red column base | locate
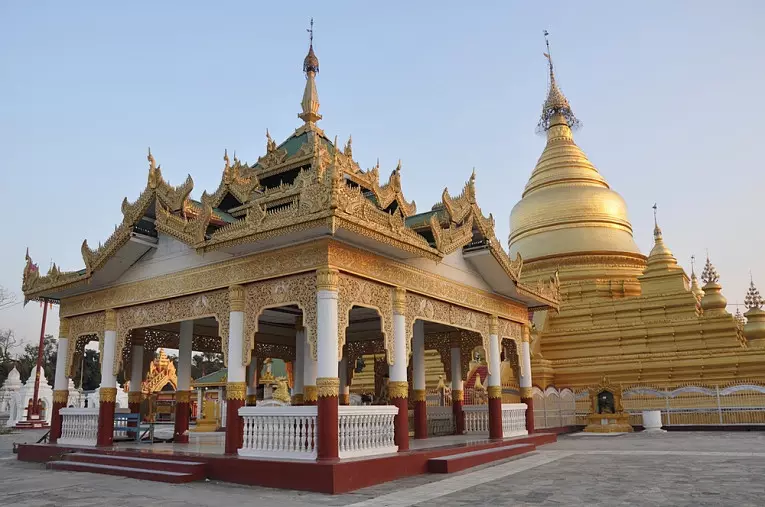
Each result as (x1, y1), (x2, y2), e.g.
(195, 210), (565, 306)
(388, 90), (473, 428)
(391, 397), (410, 451)
(488, 396), (503, 439)
(174, 401), (190, 443)
(97, 401), (116, 447)
(452, 399), (465, 435)
(414, 399), (427, 439)
(317, 395), (339, 460)
(49, 400), (66, 443)
(224, 398), (244, 454)
(521, 396), (535, 434)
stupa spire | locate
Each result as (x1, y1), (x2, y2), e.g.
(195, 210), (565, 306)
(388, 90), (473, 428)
(690, 255), (704, 299)
(745, 274), (763, 310)
(298, 18), (322, 126)
(743, 274), (765, 345)
(643, 204), (679, 274)
(699, 252), (728, 314)
(537, 30), (580, 134)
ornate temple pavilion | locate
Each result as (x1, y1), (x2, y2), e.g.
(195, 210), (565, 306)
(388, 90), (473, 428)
(509, 39), (765, 390)
(19, 30), (560, 490)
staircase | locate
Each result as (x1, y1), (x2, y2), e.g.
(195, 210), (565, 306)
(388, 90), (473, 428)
(47, 453), (206, 483)
(427, 441), (536, 473)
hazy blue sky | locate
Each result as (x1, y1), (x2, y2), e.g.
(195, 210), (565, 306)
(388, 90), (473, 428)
(1, 1), (763, 348)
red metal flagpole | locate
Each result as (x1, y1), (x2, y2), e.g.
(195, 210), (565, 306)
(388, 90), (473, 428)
(28, 298), (48, 421)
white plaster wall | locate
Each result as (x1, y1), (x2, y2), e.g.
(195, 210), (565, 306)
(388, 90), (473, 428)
(403, 251), (492, 292)
(117, 234), (234, 285)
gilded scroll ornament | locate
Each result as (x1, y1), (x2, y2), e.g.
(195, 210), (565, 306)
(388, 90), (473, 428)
(226, 382), (247, 401)
(59, 317), (70, 338)
(392, 287), (406, 315)
(316, 377), (340, 398)
(388, 381), (409, 399)
(105, 309), (117, 331)
(243, 273), (317, 365)
(487, 385), (502, 399)
(522, 324), (531, 343)
(452, 389), (464, 402)
(100, 387), (118, 403)
(337, 274), (395, 363)
(303, 385), (318, 403)
(175, 390), (191, 403)
(520, 387), (533, 399)
(489, 315), (499, 335)
(52, 390), (69, 404)
(127, 392), (143, 404)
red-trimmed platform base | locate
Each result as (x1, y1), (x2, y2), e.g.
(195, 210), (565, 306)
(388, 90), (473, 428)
(47, 453), (206, 483)
(19, 433), (557, 494)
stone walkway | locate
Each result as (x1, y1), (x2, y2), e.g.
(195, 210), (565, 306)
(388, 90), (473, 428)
(2, 431), (765, 506)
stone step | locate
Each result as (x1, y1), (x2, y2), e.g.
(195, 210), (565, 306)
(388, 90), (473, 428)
(60, 452), (206, 476)
(46, 461), (202, 483)
(427, 442), (535, 473)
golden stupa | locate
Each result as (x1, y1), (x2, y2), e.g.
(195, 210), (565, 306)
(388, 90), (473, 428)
(509, 43), (765, 389)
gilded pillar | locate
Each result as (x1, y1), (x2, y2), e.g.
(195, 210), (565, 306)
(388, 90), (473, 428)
(412, 319), (427, 439)
(487, 315), (503, 439)
(316, 268), (339, 460)
(389, 287), (410, 451)
(50, 317), (70, 443)
(97, 309), (118, 447)
(174, 320), (193, 443)
(519, 324), (535, 434)
(225, 285), (246, 454)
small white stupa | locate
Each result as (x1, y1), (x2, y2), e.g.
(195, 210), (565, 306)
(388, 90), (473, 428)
(0, 366), (23, 427)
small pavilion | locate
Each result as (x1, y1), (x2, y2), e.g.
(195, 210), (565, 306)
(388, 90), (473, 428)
(18, 28), (559, 491)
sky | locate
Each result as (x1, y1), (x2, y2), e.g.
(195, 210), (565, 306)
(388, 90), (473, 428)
(1, 1), (764, 350)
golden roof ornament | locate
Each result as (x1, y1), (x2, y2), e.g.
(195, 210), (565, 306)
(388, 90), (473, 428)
(266, 129), (277, 153)
(700, 253), (727, 314)
(344, 135), (353, 159)
(700, 254), (720, 285)
(690, 255), (704, 299)
(537, 30), (580, 133)
(298, 18), (322, 125)
(745, 275), (763, 310)
(744, 275), (765, 345)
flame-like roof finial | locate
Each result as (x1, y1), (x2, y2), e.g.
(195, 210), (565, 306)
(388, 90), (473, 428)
(298, 18), (322, 125)
(537, 30), (580, 134)
(745, 274), (763, 310)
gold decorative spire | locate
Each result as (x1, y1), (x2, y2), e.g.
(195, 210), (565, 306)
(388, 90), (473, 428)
(744, 275), (765, 345)
(700, 254), (720, 285)
(700, 253), (727, 314)
(745, 275), (763, 310)
(690, 255), (704, 299)
(298, 18), (322, 125)
(537, 30), (580, 134)
(643, 204), (679, 274)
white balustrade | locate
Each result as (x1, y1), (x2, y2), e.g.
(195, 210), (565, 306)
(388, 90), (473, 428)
(338, 406), (398, 458)
(427, 406), (455, 436)
(58, 408), (99, 447)
(463, 405), (489, 434)
(238, 406), (317, 460)
(501, 403), (528, 437)
(463, 404), (528, 437)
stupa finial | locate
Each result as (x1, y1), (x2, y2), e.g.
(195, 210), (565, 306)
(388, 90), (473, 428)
(700, 253), (720, 285)
(298, 17), (322, 125)
(745, 275), (763, 310)
(537, 30), (580, 134)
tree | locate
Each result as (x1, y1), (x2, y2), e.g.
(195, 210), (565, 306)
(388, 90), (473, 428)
(18, 334), (57, 385)
(192, 352), (224, 379)
(71, 349), (102, 391)
(0, 329), (19, 386)
(0, 286), (16, 311)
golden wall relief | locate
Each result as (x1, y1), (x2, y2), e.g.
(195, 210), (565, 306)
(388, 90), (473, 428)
(404, 291), (496, 373)
(60, 241), (326, 318)
(243, 273), (317, 366)
(338, 274), (395, 364)
(65, 312), (106, 377)
(327, 241), (529, 323)
(114, 290), (230, 376)
(253, 342), (296, 364)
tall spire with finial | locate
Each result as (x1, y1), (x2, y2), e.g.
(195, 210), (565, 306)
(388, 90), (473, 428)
(745, 274), (763, 310)
(537, 30), (580, 133)
(743, 274), (765, 345)
(298, 17), (322, 126)
(690, 254), (704, 299)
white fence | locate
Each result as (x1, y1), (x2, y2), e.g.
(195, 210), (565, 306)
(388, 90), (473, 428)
(238, 406), (318, 460)
(338, 406), (398, 458)
(532, 387), (577, 429)
(58, 408), (99, 447)
(463, 404), (528, 437)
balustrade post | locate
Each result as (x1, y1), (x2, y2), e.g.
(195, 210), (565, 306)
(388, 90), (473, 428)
(50, 318), (70, 443)
(225, 285), (247, 454)
(519, 324), (535, 433)
(316, 268), (340, 460)
(486, 316), (503, 439)
(97, 310), (118, 446)
(412, 320), (427, 439)
(390, 288), (409, 451)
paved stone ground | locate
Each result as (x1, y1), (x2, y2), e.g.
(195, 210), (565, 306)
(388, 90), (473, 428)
(2, 430), (765, 506)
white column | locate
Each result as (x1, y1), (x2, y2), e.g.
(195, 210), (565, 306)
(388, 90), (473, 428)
(246, 358), (258, 400)
(412, 320), (425, 391)
(487, 320), (501, 389)
(226, 290), (246, 384)
(101, 333), (117, 389)
(450, 346), (463, 391)
(316, 280), (339, 380)
(390, 292), (408, 384)
(54, 337), (69, 392)
(519, 341), (532, 390)
(293, 320), (305, 398)
(178, 321), (193, 392)
(129, 345), (144, 393)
